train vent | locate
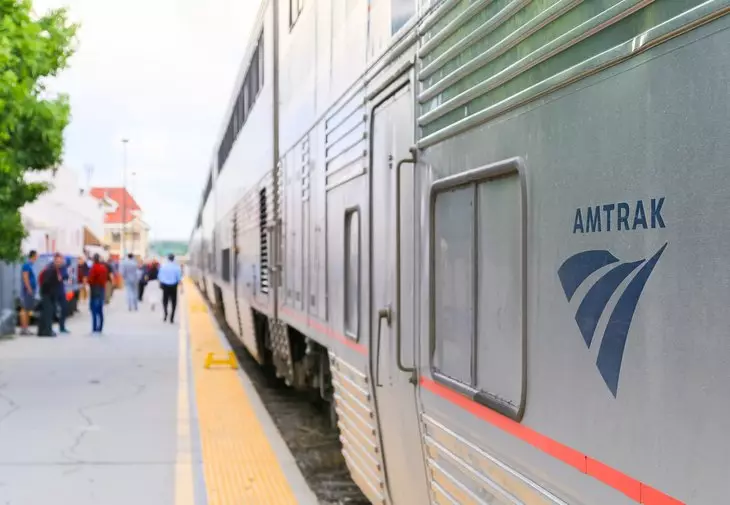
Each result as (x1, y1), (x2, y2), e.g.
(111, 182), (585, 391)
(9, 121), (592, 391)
(259, 188), (269, 294)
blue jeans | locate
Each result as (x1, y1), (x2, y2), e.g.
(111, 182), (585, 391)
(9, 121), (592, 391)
(90, 296), (104, 332)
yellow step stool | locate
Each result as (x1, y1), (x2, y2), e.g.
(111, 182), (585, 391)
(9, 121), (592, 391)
(204, 351), (238, 370)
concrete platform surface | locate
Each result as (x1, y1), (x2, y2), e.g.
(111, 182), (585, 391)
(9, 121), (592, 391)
(0, 284), (320, 505)
(0, 291), (184, 505)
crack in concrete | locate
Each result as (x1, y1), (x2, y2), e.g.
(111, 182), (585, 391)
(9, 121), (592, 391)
(61, 383), (148, 463)
(62, 465), (82, 477)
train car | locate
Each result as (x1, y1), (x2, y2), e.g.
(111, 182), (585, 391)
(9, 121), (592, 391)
(187, 216), (204, 288)
(191, 1), (730, 504)
(199, 169), (217, 303)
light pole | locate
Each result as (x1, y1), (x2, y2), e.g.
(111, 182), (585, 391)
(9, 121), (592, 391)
(122, 139), (129, 257)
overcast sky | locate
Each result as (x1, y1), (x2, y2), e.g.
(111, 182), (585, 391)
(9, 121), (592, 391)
(32, 0), (259, 241)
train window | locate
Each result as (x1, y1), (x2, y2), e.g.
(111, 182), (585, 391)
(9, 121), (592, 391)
(249, 50), (259, 104)
(430, 159), (525, 420)
(344, 208), (360, 339)
(391, 0), (415, 34)
(242, 80), (250, 120)
(221, 248), (230, 282)
(475, 173), (523, 409)
(258, 34), (264, 89)
(433, 186), (474, 385)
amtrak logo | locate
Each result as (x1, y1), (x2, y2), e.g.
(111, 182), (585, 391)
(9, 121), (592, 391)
(558, 243), (667, 397)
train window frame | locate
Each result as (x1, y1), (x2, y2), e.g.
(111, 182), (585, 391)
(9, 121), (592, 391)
(344, 206), (361, 341)
(428, 157), (527, 422)
(289, 0), (303, 29)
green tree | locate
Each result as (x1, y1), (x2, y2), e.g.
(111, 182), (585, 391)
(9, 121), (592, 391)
(0, 0), (77, 261)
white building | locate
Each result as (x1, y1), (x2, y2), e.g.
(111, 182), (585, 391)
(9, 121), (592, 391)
(20, 166), (106, 256)
(89, 187), (150, 260)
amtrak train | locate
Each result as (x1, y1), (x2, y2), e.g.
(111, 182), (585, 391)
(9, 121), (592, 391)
(189, 1), (730, 503)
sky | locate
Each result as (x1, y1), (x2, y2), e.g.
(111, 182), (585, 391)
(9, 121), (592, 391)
(32, 0), (260, 241)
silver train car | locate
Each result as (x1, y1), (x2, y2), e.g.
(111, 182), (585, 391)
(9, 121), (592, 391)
(188, 1), (730, 504)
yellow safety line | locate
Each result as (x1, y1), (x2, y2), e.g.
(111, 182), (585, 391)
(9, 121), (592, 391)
(184, 279), (299, 505)
(175, 295), (195, 505)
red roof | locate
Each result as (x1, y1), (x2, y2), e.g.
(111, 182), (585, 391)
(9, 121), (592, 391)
(89, 187), (142, 224)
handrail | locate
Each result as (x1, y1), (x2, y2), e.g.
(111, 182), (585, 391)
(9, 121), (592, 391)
(395, 148), (418, 384)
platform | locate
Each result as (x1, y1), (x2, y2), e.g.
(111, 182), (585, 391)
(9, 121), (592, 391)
(0, 281), (318, 505)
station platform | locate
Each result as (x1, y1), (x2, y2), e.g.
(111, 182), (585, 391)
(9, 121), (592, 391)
(0, 280), (318, 505)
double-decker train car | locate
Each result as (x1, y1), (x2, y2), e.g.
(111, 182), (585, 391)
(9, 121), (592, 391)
(190, 1), (730, 504)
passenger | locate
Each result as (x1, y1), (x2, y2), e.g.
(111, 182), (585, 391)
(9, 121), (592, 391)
(158, 254), (182, 323)
(37, 253), (64, 337)
(77, 256), (88, 305)
(87, 254), (108, 334)
(103, 259), (114, 304)
(120, 253), (139, 311)
(137, 258), (147, 302)
(146, 260), (159, 311)
(19, 250), (38, 336)
(56, 257), (70, 334)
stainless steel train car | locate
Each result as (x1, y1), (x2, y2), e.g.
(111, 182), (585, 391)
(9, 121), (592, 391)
(189, 1), (730, 503)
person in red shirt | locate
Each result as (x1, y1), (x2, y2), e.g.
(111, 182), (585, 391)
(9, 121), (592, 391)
(87, 254), (108, 334)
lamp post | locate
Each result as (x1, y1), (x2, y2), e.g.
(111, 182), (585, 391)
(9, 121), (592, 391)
(122, 139), (129, 257)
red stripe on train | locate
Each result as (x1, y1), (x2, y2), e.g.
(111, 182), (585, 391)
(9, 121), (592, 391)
(271, 307), (682, 504)
(420, 377), (684, 505)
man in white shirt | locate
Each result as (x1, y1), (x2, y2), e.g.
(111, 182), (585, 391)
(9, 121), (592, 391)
(158, 254), (182, 323)
(120, 253), (139, 311)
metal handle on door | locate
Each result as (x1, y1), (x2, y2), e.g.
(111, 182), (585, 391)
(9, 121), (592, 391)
(375, 306), (392, 387)
(395, 148), (418, 383)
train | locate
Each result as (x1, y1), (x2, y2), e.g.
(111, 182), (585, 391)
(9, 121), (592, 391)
(188, 1), (730, 504)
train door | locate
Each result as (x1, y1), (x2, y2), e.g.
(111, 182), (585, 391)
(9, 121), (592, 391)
(369, 79), (429, 505)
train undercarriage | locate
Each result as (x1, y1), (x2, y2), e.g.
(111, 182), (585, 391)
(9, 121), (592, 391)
(204, 279), (337, 426)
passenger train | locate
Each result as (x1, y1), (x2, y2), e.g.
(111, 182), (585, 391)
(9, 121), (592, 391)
(189, 1), (730, 503)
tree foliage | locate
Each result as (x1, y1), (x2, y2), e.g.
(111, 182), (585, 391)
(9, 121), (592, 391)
(0, 0), (76, 261)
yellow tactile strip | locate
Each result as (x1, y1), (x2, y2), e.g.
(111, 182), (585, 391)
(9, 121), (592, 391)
(185, 280), (299, 505)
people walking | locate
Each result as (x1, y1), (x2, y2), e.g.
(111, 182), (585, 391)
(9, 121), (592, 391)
(158, 254), (182, 323)
(137, 258), (147, 302)
(146, 260), (159, 311)
(37, 253), (63, 337)
(56, 257), (70, 334)
(120, 253), (139, 311)
(87, 254), (108, 334)
(104, 259), (114, 305)
(19, 250), (37, 336)
(77, 256), (89, 305)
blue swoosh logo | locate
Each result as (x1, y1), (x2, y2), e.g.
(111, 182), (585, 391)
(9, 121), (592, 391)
(558, 243), (667, 396)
